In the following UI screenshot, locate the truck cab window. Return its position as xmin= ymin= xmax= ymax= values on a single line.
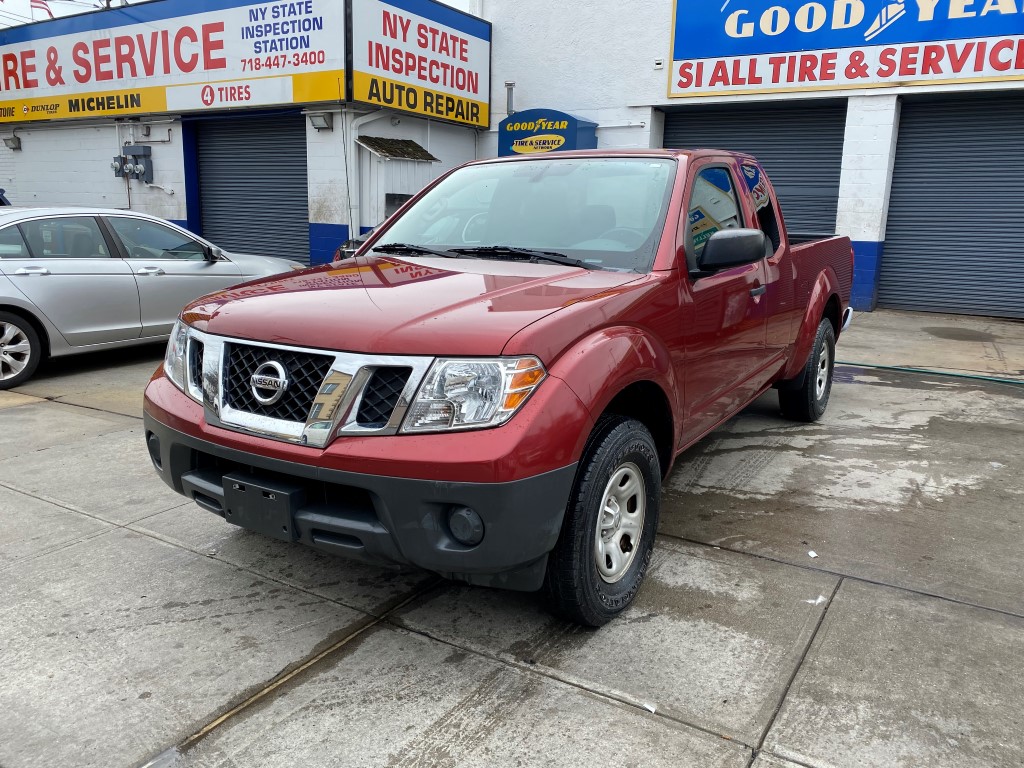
xmin=687 ymin=167 xmax=742 ymax=262
xmin=757 ymin=200 xmax=782 ymax=253
xmin=741 ymin=162 xmax=782 ymax=253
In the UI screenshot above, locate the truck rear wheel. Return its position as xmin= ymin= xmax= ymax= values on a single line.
xmin=544 ymin=416 xmax=660 ymax=627
xmin=780 ymin=318 xmax=836 ymax=422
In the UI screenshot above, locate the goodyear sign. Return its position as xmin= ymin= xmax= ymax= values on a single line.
xmin=0 ymin=0 xmax=346 ymax=123
xmin=351 ymin=0 xmax=491 ymax=128
xmin=670 ymin=0 xmax=1024 ymax=97
xmin=498 ymin=109 xmax=598 ymax=157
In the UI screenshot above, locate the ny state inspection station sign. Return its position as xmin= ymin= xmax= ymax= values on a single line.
xmin=670 ymin=0 xmax=1024 ymax=97
xmin=0 ymin=0 xmax=346 ymax=122
xmin=0 ymin=0 xmax=490 ymax=128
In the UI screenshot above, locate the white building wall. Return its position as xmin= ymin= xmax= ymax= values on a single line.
xmin=472 ymin=0 xmax=671 ymax=157
xmin=836 ymin=96 xmax=901 ymax=244
xmin=0 ymin=122 xmax=186 ymax=220
xmin=306 ymin=108 xmax=349 ymax=228
xmin=836 ymin=95 xmax=901 ymax=311
xmin=353 ymin=112 xmax=476 ymax=231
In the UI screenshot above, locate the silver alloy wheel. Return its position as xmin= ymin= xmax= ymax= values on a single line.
xmin=0 ymin=321 xmax=31 ymax=382
xmin=815 ymin=341 xmax=831 ymax=401
xmin=594 ymin=461 xmax=646 ymax=584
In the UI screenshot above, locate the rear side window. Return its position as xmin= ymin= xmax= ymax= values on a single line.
xmin=741 ymin=163 xmax=781 ymax=252
xmin=19 ymin=217 xmax=110 ymax=259
xmin=687 ymin=167 xmax=742 ymax=261
xmin=0 ymin=224 xmax=30 ymax=258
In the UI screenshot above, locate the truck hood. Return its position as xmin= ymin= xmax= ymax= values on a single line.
xmin=182 ymin=254 xmax=644 ymax=357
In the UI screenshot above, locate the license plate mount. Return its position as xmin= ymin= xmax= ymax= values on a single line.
xmin=221 ymin=472 xmax=305 ymax=543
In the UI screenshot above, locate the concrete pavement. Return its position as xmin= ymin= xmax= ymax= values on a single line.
xmin=840 ymin=309 xmax=1024 ymax=382
xmin=1 ymin=311 xmax=1022 ymax=767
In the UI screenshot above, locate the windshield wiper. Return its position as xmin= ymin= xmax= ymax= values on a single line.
xmin=451 ymin=245 xmax=596 ymax=270
xmin=372 ymin=243 xmax=462 ymax=259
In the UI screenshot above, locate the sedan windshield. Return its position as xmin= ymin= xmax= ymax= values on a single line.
xmin=376 ymin=158 xmax=677 ymax=272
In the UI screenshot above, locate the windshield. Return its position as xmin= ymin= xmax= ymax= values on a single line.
xmin=376 ymin=158 xmax=677 ymax=272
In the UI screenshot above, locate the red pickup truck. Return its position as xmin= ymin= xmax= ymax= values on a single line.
xmin=144 ymin=149 xmax=852 ymax=626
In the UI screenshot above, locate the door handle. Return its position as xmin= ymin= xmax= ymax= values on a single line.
xmin=15 ymin=266 xmax=50 ymax=276
xmin=750 ymin=285 xmax=767 ymax=297
xmin=136 ymin=266 xmax=166 ymax=276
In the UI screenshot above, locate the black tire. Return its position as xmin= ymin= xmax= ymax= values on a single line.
xmin=544 ymin=415 xmax=661 ymax=627
xmin=0 ymin=311 xmax=42 ymax=390
xmin=779 ymin=318 xmax=836 ymax=422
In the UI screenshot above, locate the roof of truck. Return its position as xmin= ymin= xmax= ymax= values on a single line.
xmin=467 ymin=148 xmax=758 ymax=165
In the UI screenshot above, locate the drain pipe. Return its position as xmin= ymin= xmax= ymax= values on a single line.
xmin=346 ymin=109 xmax=390 ymax=238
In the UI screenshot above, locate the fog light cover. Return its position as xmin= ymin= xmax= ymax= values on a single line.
xmin=448 ymin=506 xmax=484 ymax=547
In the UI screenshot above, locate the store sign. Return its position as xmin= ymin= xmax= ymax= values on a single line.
xmin=0 ymin=0 xmax=346 ymax=122
xmin=670 ymin=0 xmax=1024 ymax=97
xmin=351 ymin=0 xmax=491 ymax=128
xmin=497 ymin=109 xmax=598 ymax=156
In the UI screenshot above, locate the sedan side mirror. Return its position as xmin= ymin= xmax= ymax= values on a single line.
xmin=698 ymin=229 xmax=766 ymax=272
xmin=203 ymin=245 xmax=223 ymax=262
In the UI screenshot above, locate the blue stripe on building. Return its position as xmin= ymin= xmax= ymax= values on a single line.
xmin=851 ymin=241 xmax=884 ymax=312
xmin=310 ymin=222 xmax=349 ymax=265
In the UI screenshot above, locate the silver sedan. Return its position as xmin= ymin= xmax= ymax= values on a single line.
xmin=0 ymin=208 xmax=303 ymax=388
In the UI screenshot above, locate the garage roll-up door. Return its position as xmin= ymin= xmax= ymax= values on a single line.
xmin=663 ymin=100 xmax=847 ymax=236
xmin=197 ymin=115 xmax=310 ymax=263
xmin=879 ymin=95 xmax=1024 ymax=319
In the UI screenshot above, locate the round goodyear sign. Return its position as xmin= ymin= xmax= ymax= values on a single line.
xmin=511 ymin=134 xmax=566 ymax=154
xmin=498 ymin=108 xmax=597 ymax=157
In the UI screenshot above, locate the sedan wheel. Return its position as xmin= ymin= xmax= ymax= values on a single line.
xmin=0 ymin=313 xmax=41 ymax=389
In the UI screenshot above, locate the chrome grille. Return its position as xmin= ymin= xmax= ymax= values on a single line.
xmin=356 ymin=367 xmax=412 ymax=428
xmin=188 ymin=339 xmax=204 ymax=391
xmin=224 ymin=343 xmax=333 ymax=422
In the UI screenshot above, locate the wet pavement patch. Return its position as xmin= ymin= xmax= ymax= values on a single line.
xmin=921 ymin=326 xmax=999 ymax=343
xmin=394 ymin=541 xmax=838 ymax=746
xmin=661 ymin=373 xmax=1024 ymax=616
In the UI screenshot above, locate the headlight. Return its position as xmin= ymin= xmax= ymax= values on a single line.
xmin=163 ymin=319 xmax=188 ymax=391
xmin=401 ymin=357 xmax=546 ymax=433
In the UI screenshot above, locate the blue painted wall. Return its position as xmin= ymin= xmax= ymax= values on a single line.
xmin=180 ymin=120 xmax=202 ymax=235
xmin=851 ymin=241 xmax=883 ymax=312
xmin=309 ymin=223 xmax=349 ymax=265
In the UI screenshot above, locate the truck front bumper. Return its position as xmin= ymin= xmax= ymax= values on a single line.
xmin=143 ymin=414 xmax=577 ymax=592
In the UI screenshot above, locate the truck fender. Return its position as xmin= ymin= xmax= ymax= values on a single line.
xmin=781 ymin=267 xmax=840 ymax=382
xmin=547 ymin=327 xmax=678 ymax=467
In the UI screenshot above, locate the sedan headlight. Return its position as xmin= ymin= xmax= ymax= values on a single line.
xmin=401 ymin=357 xmax=546 ymax=433
xmin=164 ymin=319 xmax=188 ymax=391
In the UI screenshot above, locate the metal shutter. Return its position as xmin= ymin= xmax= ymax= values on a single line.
xmin=879 ymin=95 xmax=1024 ymax=319
xmin=197 ymin=115 xmax=310 ymax=263
xmin=663 ymin=100 xmax=847 ymax=236
xmin=663 ymin=99 xmax=847 ymax=237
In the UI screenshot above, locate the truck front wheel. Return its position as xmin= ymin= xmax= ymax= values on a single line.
xmin=544 ymin=416 xmax=661 ymax=627
xmin=780 ymin=318 xmax=836 ymax=422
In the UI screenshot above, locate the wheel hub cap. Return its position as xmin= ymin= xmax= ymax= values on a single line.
xmin=815 ymin=342 xmax=831 ymax=400
xmin=0 ymin=321 xmax=31 ymax=381
xmin=594 ymin=462 xmax=646 ymax=584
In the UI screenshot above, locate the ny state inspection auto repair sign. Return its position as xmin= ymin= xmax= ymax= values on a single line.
xmin=0 ymin=0 xmax=345 ymax=123
xmin=350 ymin=0 xmax=491 ymax=129
xmin=670 ymin=0 xmax=1024 ymax=97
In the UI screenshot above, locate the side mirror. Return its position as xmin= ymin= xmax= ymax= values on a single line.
xmin=697 ymin=228 xmax=766 ymax=272
xmin=203 ymin=245 xmax=223 ymax=262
